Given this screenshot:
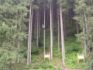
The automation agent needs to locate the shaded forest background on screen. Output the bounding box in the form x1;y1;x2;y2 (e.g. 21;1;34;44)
0;0;93;70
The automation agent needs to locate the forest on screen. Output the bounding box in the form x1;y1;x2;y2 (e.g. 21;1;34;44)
0;0;93;70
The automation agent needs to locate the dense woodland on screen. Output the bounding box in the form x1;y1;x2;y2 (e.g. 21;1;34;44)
0;0;93;70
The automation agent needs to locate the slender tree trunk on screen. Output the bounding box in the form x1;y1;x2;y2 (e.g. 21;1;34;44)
17;38;20;63
57;9;60;51
16;12;20;63
76;23;79;34
38;12;40;39
44;6;46;60
83;13;88;56
36;10;39;48
59;6;65;69
50;1;53;60
27;4;33;65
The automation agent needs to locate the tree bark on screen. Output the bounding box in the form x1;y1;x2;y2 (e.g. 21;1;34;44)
59;6;65;67
76;23;79;34
16;12;20;63
50;1;53;60
57;9;60;51
44;6;46;60
27;4;33;65
83;13;88;56
36;10;39;48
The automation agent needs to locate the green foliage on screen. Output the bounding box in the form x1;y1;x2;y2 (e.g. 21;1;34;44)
0;47;17;70
65;37;82;53
65;37;85;68
0;0;29;69
0;0;92;69
24;37;82;70
74;0;93;69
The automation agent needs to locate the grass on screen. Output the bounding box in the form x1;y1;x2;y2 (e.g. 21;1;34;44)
11;37;85;70
27;37;85;70
65;37;85;69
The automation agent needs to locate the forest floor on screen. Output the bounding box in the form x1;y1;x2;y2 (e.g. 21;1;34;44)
28;37;84;70
14;37;85;70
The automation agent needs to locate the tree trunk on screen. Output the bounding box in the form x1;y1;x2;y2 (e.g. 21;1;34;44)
27;4;33;65
38;12;40;39
17;38;20;63
83;13;88;56
44;6;46;60
50;1;53;60
59;6;65;68
36;10;39;48
76;23;79;34
16;12;20;63
57;9;60;51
